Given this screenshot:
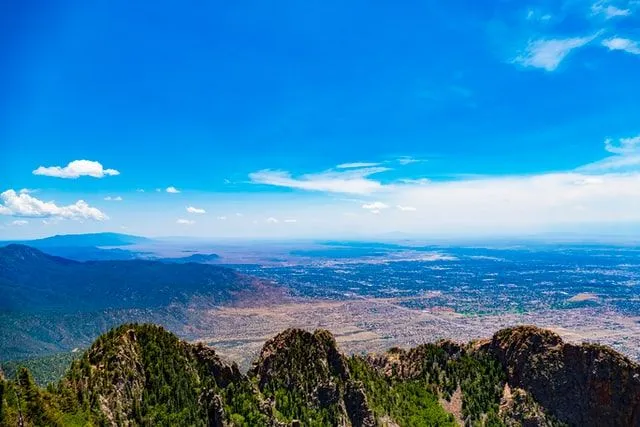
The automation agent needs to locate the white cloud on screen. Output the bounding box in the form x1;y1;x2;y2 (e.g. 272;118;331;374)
399;178;430;185
42;217;63;225
104;196;123;201
11;220;28;226
605;135;640;154
0;189;108;221
217;216;227;220
514;34;597;71
266;217;279;223
397;156;421;165
176;218;195;225
166;186;180;193
187;206;206;214
579;135;640;172
362;201;389;210
591;2;630;18
370;209;381;214
249;167;390;195
336;162;380;169
526;9;552;21
284;218;298;223
602;37;640;55
136;189;145;193
235;212;243;217
397;205;417;211
33;160;119;179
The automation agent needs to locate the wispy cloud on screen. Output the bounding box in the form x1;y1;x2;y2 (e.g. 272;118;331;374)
336;162;380;169
602;37;640;54
399;178;430;185
591;1;631;18
104;196;123;201
11;220;28;226
249;167;390;195
176;218;195;225
284;218;297;223
605;135;640;154
362;201;389;210
397;205;417;211
579;135;640;171
397;156;422;165
166;186;180;194
33;160;119;179
266;217;279;223
514;34;598;71
186;206;206;214
0;189;108;220
217;216;227;220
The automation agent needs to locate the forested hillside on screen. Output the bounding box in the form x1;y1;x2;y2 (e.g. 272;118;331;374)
1;324;638;426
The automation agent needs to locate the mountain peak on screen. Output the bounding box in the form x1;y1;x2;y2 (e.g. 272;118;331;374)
490;325;640;426
0;244;64;263
2;323;640;426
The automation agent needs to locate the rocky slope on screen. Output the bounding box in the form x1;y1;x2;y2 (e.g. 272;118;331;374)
488;325;640;427
1;324;639;426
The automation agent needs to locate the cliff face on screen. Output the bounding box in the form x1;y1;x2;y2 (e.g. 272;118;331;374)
489;325;640;427
251;328;375;427
2;323;640;427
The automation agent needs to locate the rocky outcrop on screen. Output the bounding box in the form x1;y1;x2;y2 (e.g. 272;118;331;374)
5;323;640;427
251;328;375;426
366;339;465;380
252;328;349;391
499;384;558;427
203;391;226;427
344;381;376;427
490;325;640;427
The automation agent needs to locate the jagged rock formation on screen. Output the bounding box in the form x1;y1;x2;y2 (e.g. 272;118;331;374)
489;325;640;427
1;323;639;426
251;328;377;426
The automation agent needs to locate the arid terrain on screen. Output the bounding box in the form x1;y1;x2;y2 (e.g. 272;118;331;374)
189;295;640;370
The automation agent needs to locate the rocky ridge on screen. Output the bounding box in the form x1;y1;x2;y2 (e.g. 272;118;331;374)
1;324;639;426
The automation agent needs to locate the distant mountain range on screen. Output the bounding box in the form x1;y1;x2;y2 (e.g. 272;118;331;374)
0;232;152;261
1;323;638;426
1;232;151;248
0;244;241;312
0;232;224;262
0;245;276;360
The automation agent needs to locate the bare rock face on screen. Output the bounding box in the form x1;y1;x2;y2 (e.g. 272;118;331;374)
344;380;376;427
192;343;242;388
490;325;640;427
499;385;557;427
251;328;375;426
251;328;350;396
204;392;226;427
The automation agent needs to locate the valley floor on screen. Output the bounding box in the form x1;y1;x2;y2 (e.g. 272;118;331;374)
188;296;640;370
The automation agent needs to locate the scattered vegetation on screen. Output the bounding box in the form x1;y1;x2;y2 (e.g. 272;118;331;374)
0;323;624;426
1;352;78;386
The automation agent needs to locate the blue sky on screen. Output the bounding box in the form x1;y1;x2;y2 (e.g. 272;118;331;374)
1;0;640;239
